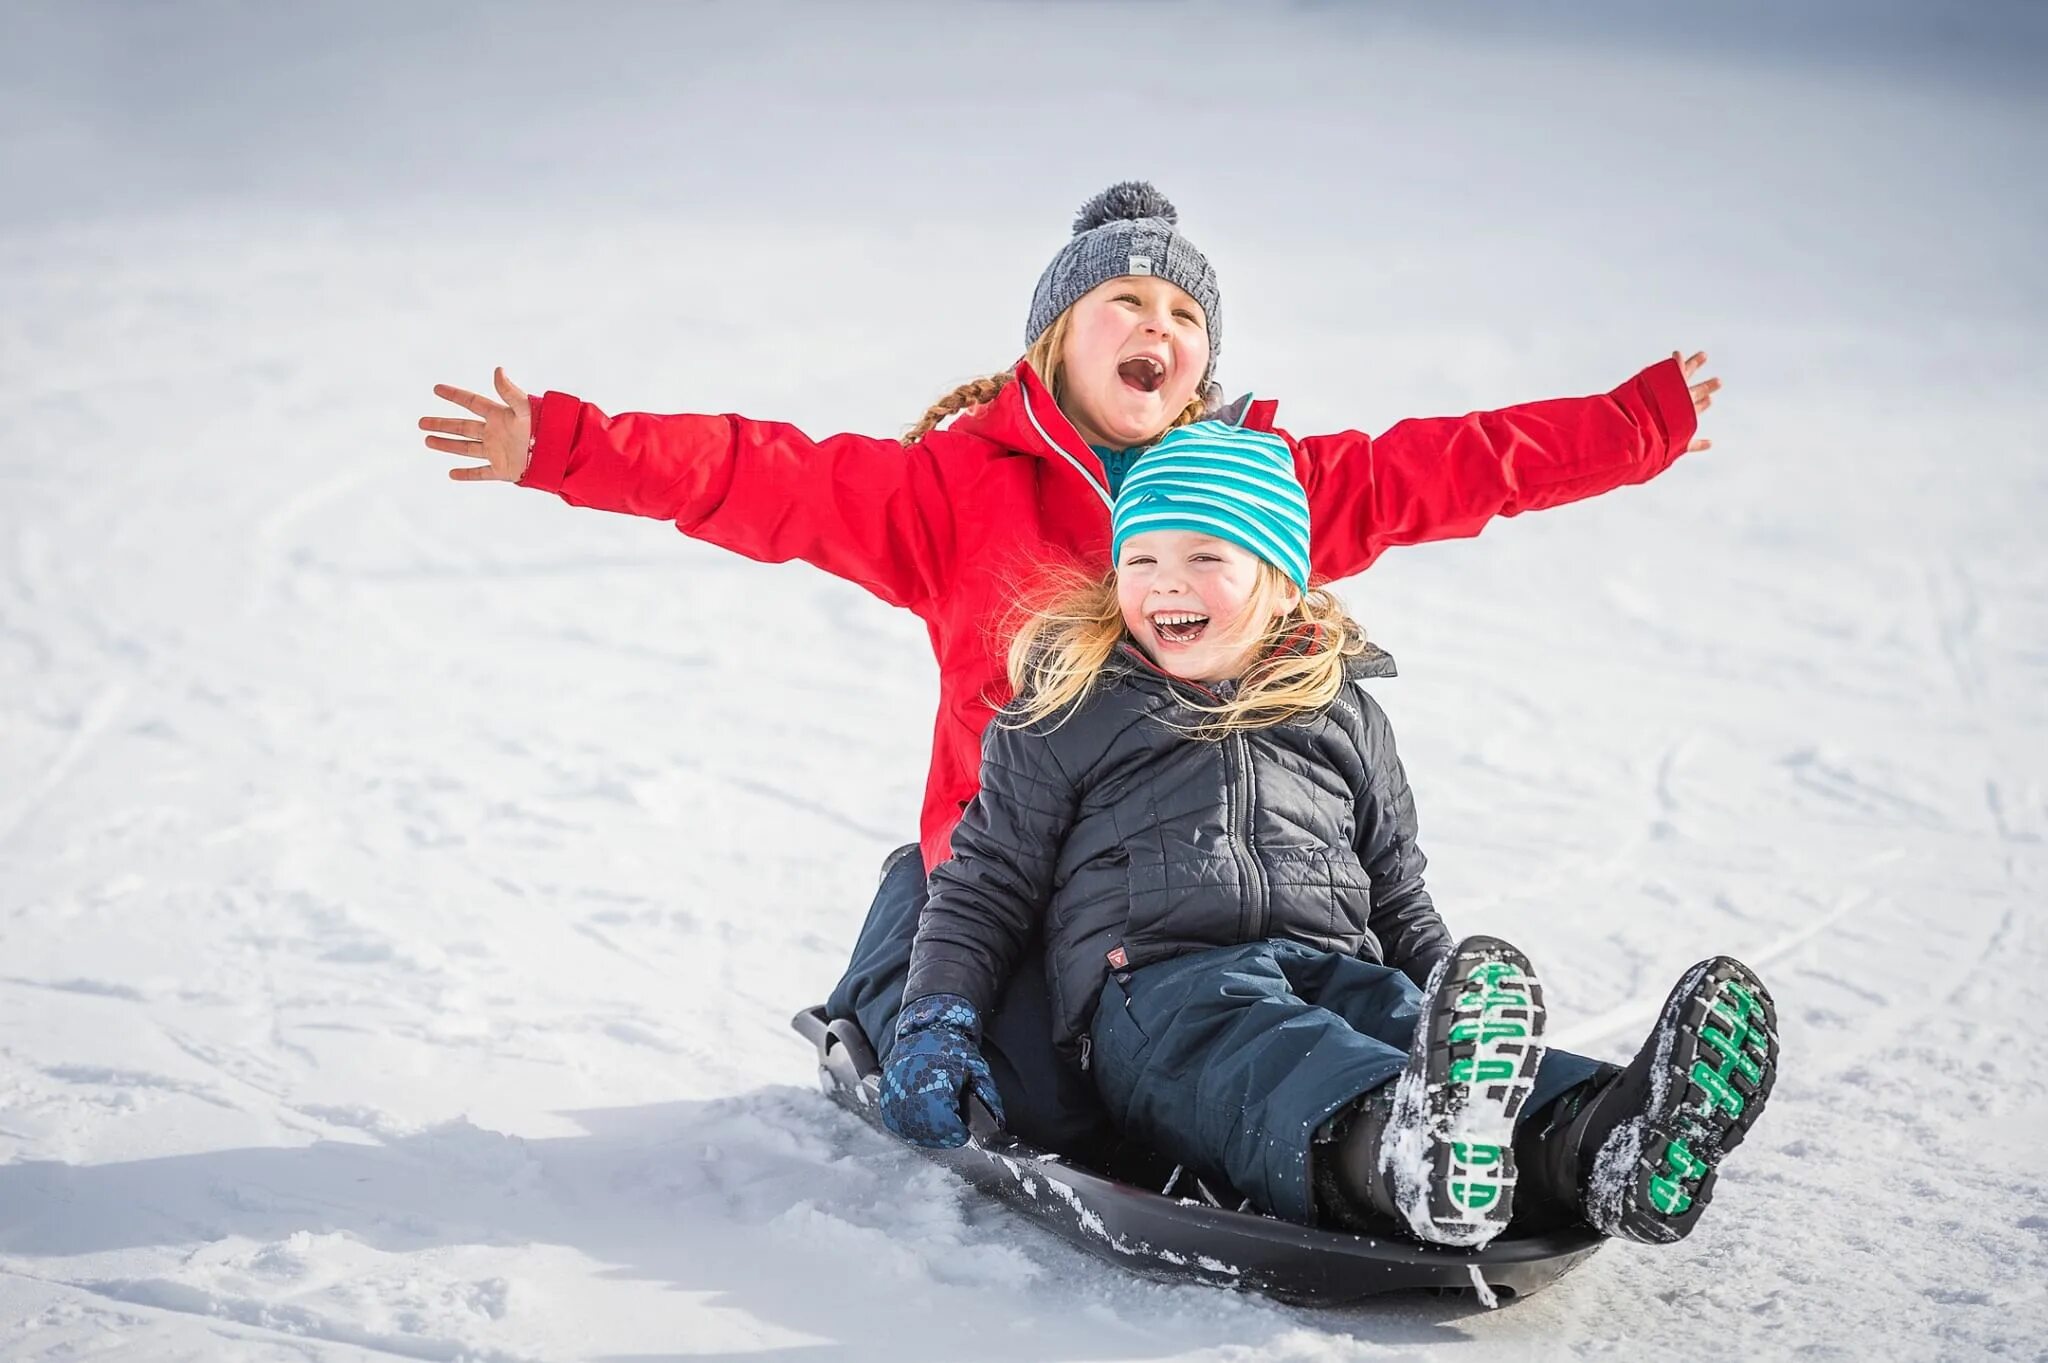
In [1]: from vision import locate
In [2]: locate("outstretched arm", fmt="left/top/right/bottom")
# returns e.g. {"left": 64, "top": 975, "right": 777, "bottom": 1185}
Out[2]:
{"left": 420, "top": 371, "right": 958, "bottom": 610}
{"left": 1296, "top": 352, "right": 1720, "bottom": 582}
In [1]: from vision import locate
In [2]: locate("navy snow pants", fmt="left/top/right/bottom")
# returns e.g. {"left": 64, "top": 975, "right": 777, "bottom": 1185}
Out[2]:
{"left": 1088, "top": 940, "right": 1609, "bottom": 1224}
{"left": 826, "top": 845, "right": 1118, "bottom": 1161}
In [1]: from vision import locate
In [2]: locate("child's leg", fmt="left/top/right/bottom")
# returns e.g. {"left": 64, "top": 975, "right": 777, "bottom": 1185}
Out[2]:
{"left": 1523, "top": 1049, "right": 1614, "bottom": 1120}
{"left": 1505, "top": 1051, "right": 1621, "bottom": 1230}
{"left": 1087, "top": 941, "right": 1409, "bottom": 1226}
{"left": 1282, "top": 940, "right": 1546, "bottom": 1245}
{"left": 826, "top": 844, "right": 1114, "bottom": 1161}
{"left": 1281, "top": 948, "right": 1604, "bottom": 1130}
{"left": 1088, "top": 937, "right": 1545, "bottom": 1246}
{"left": 825, "top": 844, "right": 927, "bottom": 1059}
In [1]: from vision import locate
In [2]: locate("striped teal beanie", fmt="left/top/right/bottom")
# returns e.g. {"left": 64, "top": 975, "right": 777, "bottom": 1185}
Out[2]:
{"left": 1111, "top": 422, "right": 1311, "bottom": 590}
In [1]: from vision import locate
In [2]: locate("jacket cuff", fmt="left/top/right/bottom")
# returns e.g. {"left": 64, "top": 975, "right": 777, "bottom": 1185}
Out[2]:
{"left": 897, "top": 993, "right": 982, "bottom": 1041}
{"left": 1634, "top": 356, "right": 1699, "bottom": 457}
{"left": 517, "top": 390, "right": 579, "bottom": 494}
{"left": 903, "top": 955, "right": 995, "bottom": 1019}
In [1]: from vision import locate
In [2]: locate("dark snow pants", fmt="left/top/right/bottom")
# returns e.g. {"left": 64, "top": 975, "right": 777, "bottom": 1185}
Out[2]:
{"left": 826, "top": 845, "right": 1117, "bottom": 1162}
{"left": 1088, "top": 939, "right": 1609, "bottom": 1225}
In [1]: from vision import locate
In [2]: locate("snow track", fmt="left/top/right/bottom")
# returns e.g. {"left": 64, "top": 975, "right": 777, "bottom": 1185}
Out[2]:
{"left": 4, "top": 3, "right": 2046, "bottom": 1358}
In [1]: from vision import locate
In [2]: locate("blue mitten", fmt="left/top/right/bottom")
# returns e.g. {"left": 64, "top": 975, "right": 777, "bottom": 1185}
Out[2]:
{"left": 879, "top": 994, "right": 1006, "bottom": 1148}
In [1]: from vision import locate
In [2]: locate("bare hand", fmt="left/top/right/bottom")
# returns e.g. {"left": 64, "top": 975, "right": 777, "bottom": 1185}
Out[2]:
{"left": 1674, "top": 350, "right": 1719, "bottom": 453}
{"left": 420, "top": 368, "right": 532, "bottom": 482}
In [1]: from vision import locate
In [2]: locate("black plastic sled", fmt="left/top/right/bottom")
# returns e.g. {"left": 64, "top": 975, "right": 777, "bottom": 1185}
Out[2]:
{"left": 792, "top": 1005, "right": 1605, "bottom": 1306}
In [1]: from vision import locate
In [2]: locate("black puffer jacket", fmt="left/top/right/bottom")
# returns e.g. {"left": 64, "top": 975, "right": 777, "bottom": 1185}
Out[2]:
{"left": 904, "top": 639, "right": 1453, "bottom": 1060}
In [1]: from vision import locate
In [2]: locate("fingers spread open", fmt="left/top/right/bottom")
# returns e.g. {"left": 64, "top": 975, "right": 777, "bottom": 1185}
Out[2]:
{"left": 448, "top": 464, "right": 498, "bottom": 482}
{"left": 433, "top": 383, "right": 500, "bottom": 418}
{"left": 425, "top": 435, "right": 487, "bottom": 457}
{"left": 418, "top": 416, "right": 485, "bottom": 439}
{"left": 493, "top": 367, "right": 528, "bottom": 406}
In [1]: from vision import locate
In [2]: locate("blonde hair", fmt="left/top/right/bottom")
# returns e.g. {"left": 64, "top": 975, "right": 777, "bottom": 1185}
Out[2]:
{"left": 1002, "top": 562, "right": 1367, "bottom": 738}
{"left": 903, "top": 307, "right": 1207, "bottom": 445}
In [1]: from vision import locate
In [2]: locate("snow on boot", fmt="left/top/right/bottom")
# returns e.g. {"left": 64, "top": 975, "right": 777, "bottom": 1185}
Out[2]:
{"left": 1323, "top": 936, "right": 1547, "bottom": 1247}
{"left": 1571, "top": 956, "right": 1780, "bottom": 1245}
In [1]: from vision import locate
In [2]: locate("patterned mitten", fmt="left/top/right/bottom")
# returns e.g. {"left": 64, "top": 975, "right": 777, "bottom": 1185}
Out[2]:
{"left": 879, "top": 993, "right": 1006, "bottom": 1149}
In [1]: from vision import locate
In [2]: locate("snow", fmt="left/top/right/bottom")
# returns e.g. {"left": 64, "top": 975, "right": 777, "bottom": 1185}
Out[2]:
{"left": 4, "top": 1, "right": 2046, "bottom": 1357}
{"left": 1466, "top": 1266, "right": 1499, "bottom": 1311}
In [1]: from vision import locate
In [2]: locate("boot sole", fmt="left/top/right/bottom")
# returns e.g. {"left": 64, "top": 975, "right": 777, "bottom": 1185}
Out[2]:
{"left": 1385, "top": 936, "right": 1547, "bottom": 1248}
{"left": 1588, "top": 956, "right": 1780, "bottom": 1244}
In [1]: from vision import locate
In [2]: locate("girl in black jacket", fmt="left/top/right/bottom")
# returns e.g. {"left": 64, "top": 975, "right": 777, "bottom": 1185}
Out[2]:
{"left": 881, "top": 421, "right": 1779, "bottom": 1249}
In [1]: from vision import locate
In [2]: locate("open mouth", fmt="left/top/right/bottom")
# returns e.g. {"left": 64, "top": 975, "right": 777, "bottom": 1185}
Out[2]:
{"left": 1150, "top": 611, "right": 1209, "bottom": 645}
{"left": 1117, "top": 355, "right": 1167, "bottom": 394}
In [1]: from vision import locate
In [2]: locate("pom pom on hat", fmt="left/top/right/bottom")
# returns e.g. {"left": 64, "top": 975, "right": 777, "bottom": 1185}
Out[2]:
{"left": 1072, "top": 181, "right": 1180, "bottom": 234}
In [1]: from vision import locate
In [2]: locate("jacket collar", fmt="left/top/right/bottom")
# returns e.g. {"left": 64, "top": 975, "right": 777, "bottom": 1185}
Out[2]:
{"left": 945, "top": 363, "right": 1111, "bottom": 507}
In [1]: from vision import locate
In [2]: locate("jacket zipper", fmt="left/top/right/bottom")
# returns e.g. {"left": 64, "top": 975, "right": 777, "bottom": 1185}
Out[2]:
{"left": 1018, "top": 381, "right": 1114, "bottom": 511}
{"left": 1114, "top": 644, "right": 1267, "bottom": 940}
{"left": 1230, "top": 730, "right": 1268, "bottom": 942}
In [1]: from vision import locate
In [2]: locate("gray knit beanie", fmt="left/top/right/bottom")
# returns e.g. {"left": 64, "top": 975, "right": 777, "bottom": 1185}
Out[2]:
{"left": 1026, "top": 181, "right": 1221, "bottom": 382}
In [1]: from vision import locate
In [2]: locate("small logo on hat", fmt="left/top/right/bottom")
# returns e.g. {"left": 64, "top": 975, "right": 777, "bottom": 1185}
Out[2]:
{"left": 1128, "top": 255, "right": 1153, "bottom": 276}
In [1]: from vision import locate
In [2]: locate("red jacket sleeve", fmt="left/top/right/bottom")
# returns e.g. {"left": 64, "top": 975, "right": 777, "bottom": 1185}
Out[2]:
{"left": 519, "top": 391, "right": 956, "bottom": 610}
{"left": 1293, "top": 357, "right": 1699, "bottom": 582}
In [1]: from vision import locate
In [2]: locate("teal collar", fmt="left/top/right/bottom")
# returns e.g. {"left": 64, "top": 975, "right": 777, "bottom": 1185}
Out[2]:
{"left": 1091, "top": 399, "right": 1265, "bottom": 497}
{"left": 1092, "top": 444, "right": 1140, "bottom": 497}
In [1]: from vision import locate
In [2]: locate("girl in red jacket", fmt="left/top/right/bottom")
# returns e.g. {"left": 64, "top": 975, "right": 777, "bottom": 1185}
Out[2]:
{"left": 420, "top": 181, "right": 1721, "bottom": 1158}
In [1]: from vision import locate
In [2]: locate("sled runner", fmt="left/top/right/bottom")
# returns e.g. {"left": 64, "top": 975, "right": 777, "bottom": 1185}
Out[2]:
{"left": 791, "top": 1005, "right": 1606, "bottom": 1305}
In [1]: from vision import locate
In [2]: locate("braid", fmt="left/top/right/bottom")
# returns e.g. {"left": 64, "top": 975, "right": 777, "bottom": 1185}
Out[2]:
{"left": 901, "top": 372, "right": 1012, "bottom": 445}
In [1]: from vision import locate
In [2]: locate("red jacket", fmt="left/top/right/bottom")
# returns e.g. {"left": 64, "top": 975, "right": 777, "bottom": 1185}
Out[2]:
{"left": 521, "top": 359, "right": 1697, "bottom": 871}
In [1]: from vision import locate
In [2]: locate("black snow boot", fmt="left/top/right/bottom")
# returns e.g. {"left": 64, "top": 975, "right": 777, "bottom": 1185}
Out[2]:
{"left": 1316, "top": 936, "right": 1547, "bottom": 1247}
{"left": 1520, "top": 956, "right": 1780, "bottom": 1245}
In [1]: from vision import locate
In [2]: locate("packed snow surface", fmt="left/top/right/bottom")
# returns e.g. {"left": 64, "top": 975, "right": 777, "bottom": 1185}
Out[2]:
{"left": 4, "top": 3, "right": 2046, "bottom": 1358}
